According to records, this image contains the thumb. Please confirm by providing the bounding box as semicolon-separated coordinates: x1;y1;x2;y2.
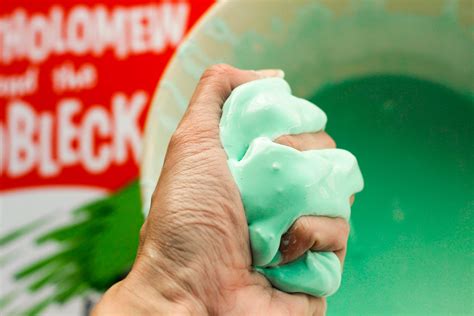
177;64;284;138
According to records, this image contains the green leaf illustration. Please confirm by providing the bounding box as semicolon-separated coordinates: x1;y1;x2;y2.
1;180;144;314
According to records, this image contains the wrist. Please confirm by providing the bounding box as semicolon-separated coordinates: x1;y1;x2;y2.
94;257;207;315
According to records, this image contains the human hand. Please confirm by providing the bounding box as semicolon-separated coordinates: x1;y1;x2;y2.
94;65;353;315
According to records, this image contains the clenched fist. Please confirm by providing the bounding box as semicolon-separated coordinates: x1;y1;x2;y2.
94;65;353;316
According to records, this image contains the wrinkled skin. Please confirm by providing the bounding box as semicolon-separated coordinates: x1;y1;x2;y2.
94;65;353;315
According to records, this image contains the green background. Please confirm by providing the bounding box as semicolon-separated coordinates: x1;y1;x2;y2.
313;75;473;315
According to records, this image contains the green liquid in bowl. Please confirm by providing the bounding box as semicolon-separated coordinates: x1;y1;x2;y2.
310;75;473;315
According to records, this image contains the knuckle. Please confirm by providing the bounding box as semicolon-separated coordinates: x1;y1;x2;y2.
201;63;233;81
139;222;148;244
311;230;322;248
169;129;187;149
296;216;314;236
341;221;350;239
334;220;350;249
327;137;336;148
169;126;200;148
323;132;337;148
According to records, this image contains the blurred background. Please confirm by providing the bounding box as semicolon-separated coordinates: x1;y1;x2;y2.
1;0;473;315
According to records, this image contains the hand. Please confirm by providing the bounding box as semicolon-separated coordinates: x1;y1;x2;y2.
94;65;352;315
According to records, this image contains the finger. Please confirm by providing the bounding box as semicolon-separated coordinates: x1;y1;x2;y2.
279;216;349;266
275;131;336;151
334;247;347;268
184;64;284;123
304;295;326;316
271;290;326;315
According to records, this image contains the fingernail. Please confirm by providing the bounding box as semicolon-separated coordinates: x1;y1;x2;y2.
255;69;285;79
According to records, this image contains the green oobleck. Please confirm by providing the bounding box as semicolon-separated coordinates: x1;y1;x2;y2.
220;78;364;296
312;75;474;315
